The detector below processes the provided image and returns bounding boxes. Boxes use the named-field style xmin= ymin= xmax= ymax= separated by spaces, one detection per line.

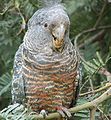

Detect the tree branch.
xmin=99 ymin=68 xmax=111 ymax=77
xmin=97 ymin=107 xmax=109 ymax=120
xmin=80 ymin=83 xmax=111 ymax=97
xmin=90 ymin=107 xmax=97 ymax=120
xmin=27 ymin=87 xmax=111 ymax=120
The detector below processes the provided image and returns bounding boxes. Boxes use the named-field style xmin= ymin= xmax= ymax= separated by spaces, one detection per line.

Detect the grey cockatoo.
xmin=12 ymin=0 xmax=80 ymax=119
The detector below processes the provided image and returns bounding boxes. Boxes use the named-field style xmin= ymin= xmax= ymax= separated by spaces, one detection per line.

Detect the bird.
xmin=11 ymin=0 xmax=80 ymax=119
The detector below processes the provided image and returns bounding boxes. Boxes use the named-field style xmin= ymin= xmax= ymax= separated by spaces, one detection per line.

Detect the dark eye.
xmin=44 ymin=23 xmax=48 ymax=27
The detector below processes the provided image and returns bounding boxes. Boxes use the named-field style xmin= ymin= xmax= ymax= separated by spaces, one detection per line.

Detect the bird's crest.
xmin=38 ymin=0 xmax=62 ymax=7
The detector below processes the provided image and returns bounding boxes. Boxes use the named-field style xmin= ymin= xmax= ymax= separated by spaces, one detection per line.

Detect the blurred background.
xmin=0 ymin=0 xmax=111 ymax=119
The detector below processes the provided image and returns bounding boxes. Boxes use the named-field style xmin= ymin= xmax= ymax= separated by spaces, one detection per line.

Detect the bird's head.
xmin=49 ymin=14 xmax=70 ymax=50
xmin=24 ymin=1 xmax=70 ymax=52
xmin=43 ymin=6 xmax=70 ymax=51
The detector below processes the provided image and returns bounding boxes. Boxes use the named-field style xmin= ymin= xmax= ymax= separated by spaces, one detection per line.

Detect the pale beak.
xmin=52 ymin=24 xmax=65 ymax=49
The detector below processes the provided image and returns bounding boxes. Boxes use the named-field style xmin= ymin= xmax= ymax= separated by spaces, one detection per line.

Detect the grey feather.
xmin=11 ymin=44 xmax=25 ymax=104
xmin=12 ymin=0 xmax=79 ymax=112
xmin=38 ymin=0 xmax=62 ymax=7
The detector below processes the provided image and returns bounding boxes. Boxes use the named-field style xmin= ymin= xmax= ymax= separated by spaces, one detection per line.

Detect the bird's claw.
xmin=56 ymin=106 xmax=72 ymax=118
xmin=40 ymin=109 xmax=48 ymax=119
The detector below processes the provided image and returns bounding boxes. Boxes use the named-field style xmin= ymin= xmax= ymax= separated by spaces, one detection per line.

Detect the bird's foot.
xmin=40 ymin=109 xmax=48 ymax=119
xmin=56 ymin=106 xmax=72 ymax=119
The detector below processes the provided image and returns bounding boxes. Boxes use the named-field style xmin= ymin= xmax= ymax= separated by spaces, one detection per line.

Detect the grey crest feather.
xmin=38 ymin=0 xmax=62 ymax=7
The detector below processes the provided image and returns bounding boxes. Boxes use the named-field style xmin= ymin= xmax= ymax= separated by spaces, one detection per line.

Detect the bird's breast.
xmin=22 ymin=46 xmax=78 ymax=112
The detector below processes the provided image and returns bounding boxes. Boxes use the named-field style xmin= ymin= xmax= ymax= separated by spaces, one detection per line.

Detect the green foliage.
xmin=0 ymin=0 xmax=111 ymax=119
xmin=0 ymin=73 xmax=12 ymax=96
xmin=0 ymin=73 xmax=12 ymax=110
xmin=0 ymin=103 xmax=33 ymax=120
xmin=0 ymin=0 xmax=36 ymax=110
xmin=75 ymin=98 xmax=90 ymax=120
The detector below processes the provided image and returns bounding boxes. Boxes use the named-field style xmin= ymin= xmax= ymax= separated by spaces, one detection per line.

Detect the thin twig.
xmin=90 ymin=107 xmax=97 ymax=120
xmin=80 ymin=65 xmax=102 ymax=93
xmin=80 ymin=68 xmax=111 ymax=96
xmin=94 ymin=0 xmax=108 ymax=28
xmin=0 ymin=2 xmax=14 ymax=15
xmin=79 ymin=30 xmax=105 ymax=49
xmin=89 ymin=78 xmax=94 ymax=93
xmin=16 ymin=6 xmax=26 ymax=35
xmin=80 ymin=77 xmax=89 ymax=92
xmin=80 ymin=83 xmax=111 ymax=97
xmin=74 ymin=25 xmax=111 ymax=70
xmin=97 ymin=107 xmax=109 ymax=120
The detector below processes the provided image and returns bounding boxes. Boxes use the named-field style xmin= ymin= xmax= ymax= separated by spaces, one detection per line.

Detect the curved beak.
xmin=52 ymin=24 xmax=65 ymax=49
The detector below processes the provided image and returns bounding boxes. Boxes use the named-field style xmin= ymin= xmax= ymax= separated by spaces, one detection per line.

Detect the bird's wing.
xmin=11 ymin=44 xmax=25 ymax=104
xmin=74 ymin=64 xmax=82 ymax=106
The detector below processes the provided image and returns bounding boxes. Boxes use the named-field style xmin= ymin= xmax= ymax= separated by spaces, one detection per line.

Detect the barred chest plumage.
xmin=22 ymin=43 xmax=78 ymax=113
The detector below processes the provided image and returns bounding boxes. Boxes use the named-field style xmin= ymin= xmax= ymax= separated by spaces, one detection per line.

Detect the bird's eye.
xmin=44 ymin=23 xmax=48 ymax=28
